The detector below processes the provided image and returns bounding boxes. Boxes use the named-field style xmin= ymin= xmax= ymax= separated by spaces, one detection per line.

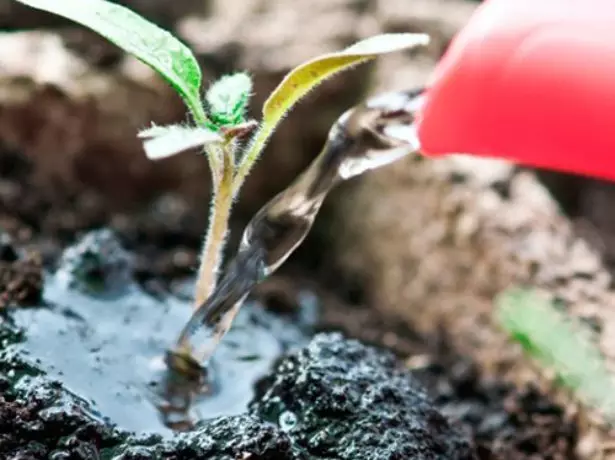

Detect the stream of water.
xmin=158 ymin=88 xmax=427 ymax=426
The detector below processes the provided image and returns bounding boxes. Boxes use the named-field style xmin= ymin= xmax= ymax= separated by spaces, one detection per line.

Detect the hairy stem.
xmin=194 ymin=143 xmax=235 ymax=308
xmin=231 ymin=123 xmax=272 ymax=195
xmin=207 ymin=144 xmax=223 ymax=189
xmin=191 ymin=107 xmax=222 ymax=189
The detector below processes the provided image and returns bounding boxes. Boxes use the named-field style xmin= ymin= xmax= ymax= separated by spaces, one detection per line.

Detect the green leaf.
xmin=496 ymin=288 xmax=615 ymax=424
xmin=205 ymin=72 xmax=253 ymax=128
xmin=14 ymin=0 xmax=208 ymax=124
xmin=234 ymin=33 xmax=430 ymax=191
xmin=138 ymin=124 xmax=221 ymax=160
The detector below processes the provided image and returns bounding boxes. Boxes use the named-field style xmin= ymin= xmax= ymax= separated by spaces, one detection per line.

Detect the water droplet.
xmin=279 ymin=410 xmax=298 ymax=432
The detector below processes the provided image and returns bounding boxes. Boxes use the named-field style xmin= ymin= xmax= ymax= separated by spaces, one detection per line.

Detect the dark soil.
xmin=319 ymin=299 xmax=579 ymax=459
xmin=0 ymin=331 xmax=474 ymax=459
xmin=253 ymin=333 xmax=475 ymax=459
xmin=1 ymin=140 xmax=579 ymax=459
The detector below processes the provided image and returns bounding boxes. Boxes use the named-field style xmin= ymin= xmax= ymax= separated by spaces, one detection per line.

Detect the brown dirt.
xmin=0 ymin=232 xmax=43 ymax=308
xmin=325 ymin=153 xmax=615 ymax=458
xmin=537 ymin=171 xmax=615 ymax=274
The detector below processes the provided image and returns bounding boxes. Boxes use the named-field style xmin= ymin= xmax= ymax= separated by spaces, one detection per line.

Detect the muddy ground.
xmin=2 ymin=0 xmax=615 ymax=458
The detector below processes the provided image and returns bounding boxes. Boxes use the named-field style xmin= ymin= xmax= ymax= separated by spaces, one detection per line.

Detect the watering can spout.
xmin=416 ymin=0 xmax=615 ymax=182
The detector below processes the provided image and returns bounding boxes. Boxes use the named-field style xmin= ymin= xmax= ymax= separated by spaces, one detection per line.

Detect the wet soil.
xmin=1 ymin=142 xmax=579 ymax=459
xmin=3 ymin=229 xmax=316 ymax=436
xmin=1 ymin=217 xmax=475 ymax=458
xmin=0 ymin=329 xmax=475 ymax=460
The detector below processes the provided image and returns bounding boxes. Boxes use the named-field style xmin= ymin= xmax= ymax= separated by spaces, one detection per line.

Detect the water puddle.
xmin=2 ymin=230 xmax=316 ymax=437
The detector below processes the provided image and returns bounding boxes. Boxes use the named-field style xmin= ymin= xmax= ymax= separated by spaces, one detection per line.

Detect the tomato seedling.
xmin=14 ymin=0 xmax=428 ymax=327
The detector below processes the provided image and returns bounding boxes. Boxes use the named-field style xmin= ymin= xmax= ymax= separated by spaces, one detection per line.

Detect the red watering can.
xmin=416 ymin=0 xmax=615 ymax=181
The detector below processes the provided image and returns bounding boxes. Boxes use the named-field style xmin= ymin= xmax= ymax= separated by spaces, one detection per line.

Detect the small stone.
xmin=54 ymin=228 xmax=133 ymax=294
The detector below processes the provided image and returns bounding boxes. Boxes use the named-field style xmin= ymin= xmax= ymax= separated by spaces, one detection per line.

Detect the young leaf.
xmin=206 ymin=72 xmax=253 ymax=127
xmin=496 ymin=288 xmax=615 ymax=425
xmin=138 ymin=124 xmax=221 ymax=160
xmin=233 ymin=33 xmax=430 ymax=191
xmin=14 ymin=0 xmax=208 ymax=125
